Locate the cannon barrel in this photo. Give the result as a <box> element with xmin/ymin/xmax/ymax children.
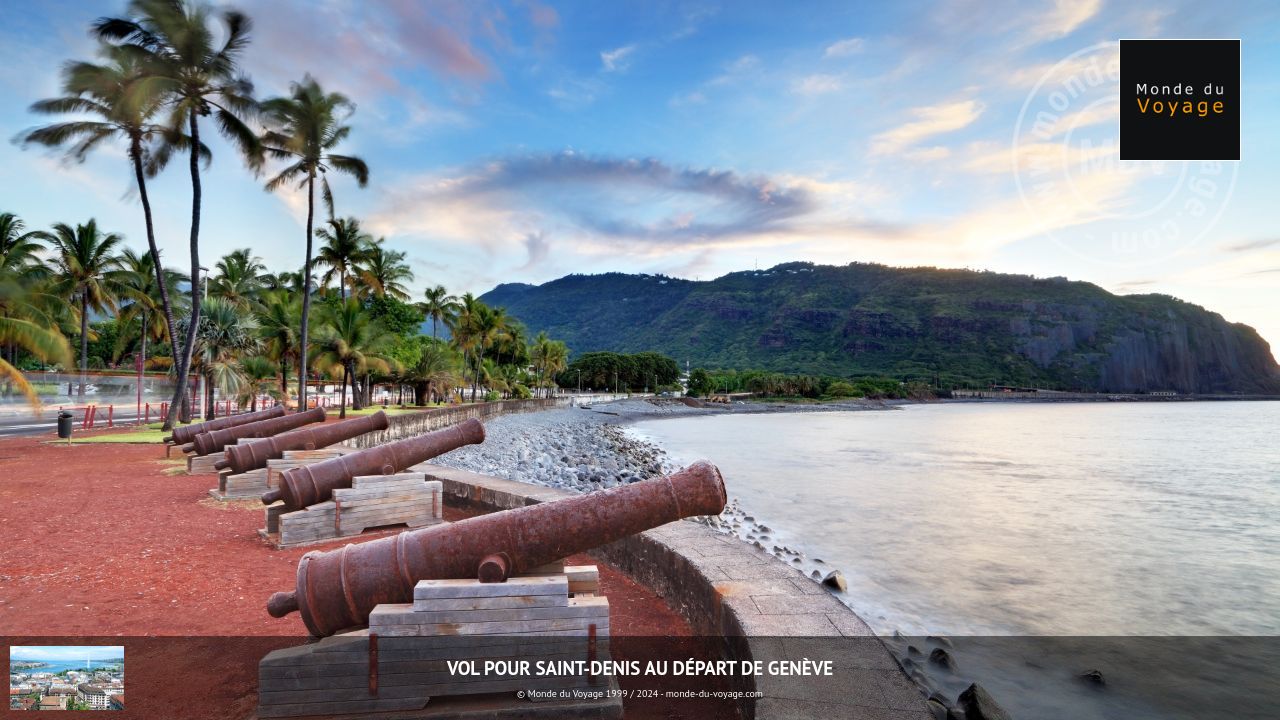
<box><xmin>184</xmin><ymin>407</ymin><xmax>327</xmax><ymax>456</ymax></box>
<box><xmin>267</xmin><ymin>460</ymin><xmax>726</xmax><ymax>636</ymax></box>
<box><xmin>261</xmin><ymin>418</ymin><xmax>486</xmax><ymax>509</ymax></box>
<box><xmin>214</xmin><ymin>411</ymin><xmax>391</xmax><ymax>473</ymax></box>
<box><xmin>164</xmin><ymin>405</ymin><xmax>285</xmax><ymax>444</ymax></box>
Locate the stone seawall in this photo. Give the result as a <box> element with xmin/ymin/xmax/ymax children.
<box><xmin>415</xmin><ymin>462</ymin><xmax>930</xmax><ymax>720</ymax></box>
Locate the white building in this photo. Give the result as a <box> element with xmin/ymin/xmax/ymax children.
<box><xmin>76</xmin><ymin>683</ymin><xmax>111</xmax><ymax>710</ymax></box>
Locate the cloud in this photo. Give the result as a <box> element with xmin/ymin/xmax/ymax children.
<box><xmin>1031</xmin><ymin>0</ymin><xmax>1103</xmax><ymax>41</ymax></box>
<box><xmin>600</xmin><ymin>45</ymin><xmax>636</xmax><ymax>72</ymax></box>
<box><xmin>824</xmin><ymin>37</ymin><xmax>864</xmax><ymax>58</ymax></box>
<box><xmin>519</xmin><ymin>231</ymin><xmax>551</xmax><ymax>269</ymax></box>
<box><xmin>1221</xmin><ymin>238</ymin><xmax>1280</xmax><ymax>253</ymax></box>
<box><xmin>870</xmin><ymin>99</ymin><xmax>985</xmax><ymax>155</ymax></box>
<box><xmin>791</xmin><ymin>74</ymin><xmax>842</xmax><ymax>96</ymax></box>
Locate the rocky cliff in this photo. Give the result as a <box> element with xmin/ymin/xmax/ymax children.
<box><xmin>481</xmin><ymin>262</ymin><xmax>1280</xmax><ymax>394</ymax></box>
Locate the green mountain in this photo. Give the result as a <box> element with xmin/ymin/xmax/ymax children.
<box><xmin>480</xmin><ymin>262</ymin><xmax>1280</xmax><ymax>394</ymax></box>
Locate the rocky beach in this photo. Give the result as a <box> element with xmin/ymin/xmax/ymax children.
<box><xmin>434</xmin><ymin>397</ymin><xmax>889</xmax><ymax>586</ymax></box>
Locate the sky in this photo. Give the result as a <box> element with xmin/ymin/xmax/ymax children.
<box><xmin>1</xmin><ymin>0</ymin><xmax>1278</xmax><ymax>352</ymax></box>
<box><xmin>10</xmin><ymin>645</ymin><xmax>124</xmax><ymax>662</ymax></box>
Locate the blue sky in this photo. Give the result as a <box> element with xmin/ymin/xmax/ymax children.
<box><xmin>2</xmin><ymin>0</ymin><xmax>1278</xmax><ymax>352</ymax></box>
<box><xmin>10</xmin><ymin>645</ymin><xmax>124</xmax><ymax>662</ymax></box>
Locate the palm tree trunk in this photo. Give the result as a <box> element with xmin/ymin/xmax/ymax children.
<box><xmin>166</xmin><ymin>113</ymin><xmax>204</xmax><ymax>428</ymax></box>
<box><xmin>349</xmin><ymin>362</ymin><xmax>360</xmax><ymax>412</ymax></box>
<box><xmin>205</xmin><ymin>372</ymin><xmax>214</xmax><ymax>420</ymax></box>
<box><xmin>298</xmin><ymin>173</ymin><xmax>315</xmax><ymax>411</ymax></box>
<box><xmin>339</xmin><ymin>270</ymin><xmax>346</xmax><ymax>302</ymax></box>
<box><xmin>339</xmin><ymin>363</ymin><xmax>349</xmax><ymax>420</ymax></box>
<box><xmin>279</xmin><ymin>356</ymin><xmax>289</xmax><ymax>399</ymax></box>
<box><xmin>131</xmin><ymin>137</ymin><xmax>178</xmax><ymax>429</ymax></box>
<box><xmin>78</xmin><ymin>293</ymin><xmax>88</xmax><ymax>400</ymax></box>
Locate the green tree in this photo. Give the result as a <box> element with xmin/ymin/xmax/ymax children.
<box><xmin>419</xmin><ymin>285</ymin><xmax>457</xmax><ymax>341</ymax></box>
<box><xmin>313</xmin><ymin>216</ymin><xmax>371</xmax><ymax>301</ymax></box>
<box><xmin>210</xmin><ymin>248</ymin><xmax>266</xmax><ymax>308</ymax></box>
<box><xmin>255</xmin><ymin>290</ymin><xmax>299</xmax><ymax>399</ymax></box>
<box><xmin>407</xmin><ymin>338</ymin><xmax>462</xmax><ymax>406</ymax></box>
<box><xmin>259</xmin><ymin>76</ymin><xmax>369</xmax><ymax>411</ymax></box>
<box><xmin>687</xmin><ymin>368</ymin><xmax>713</xmax><ymax>397</ymax></box>
<box><xmin>95</xmin><ymin>0</ymin><xmax>262</xmax><ymax>428</ymax></box>
<box><xmin>311</xmin><ymin>298</ymin><xmax>390</xmax><ymax>418</ymax></box>
<box><xmin>112</xmin><ymin>248</ymin><xmax>184</xmax><ymax>370</ymax></box>
<box><xmin>0</xmin><ymin>276</ymin><xmax>72</xmax><ymax>410</ymax></box>
<box><xmin>356</xmin><ymin>238</ymin><xmax>413</xmax><ymax>301</ymax></box>
<box><xmin>237</xmin><ymin>354</ymin><xmax>282</xmax><ymax>411</ymax></box>
<box><xmin>46</xmin><ymin>219</ymin><xmax>127</xmax><ymax>398</ymax></box>
<box><xmin>182</xmin><ymin>296</ymin><xmax>260</xmax><ymax>419</ymax></box>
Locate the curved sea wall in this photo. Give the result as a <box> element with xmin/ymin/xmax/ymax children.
<box><xmin>415</xmin><ymin>462</ymin><xmax>928</xmax><ymax>719</ymax></box>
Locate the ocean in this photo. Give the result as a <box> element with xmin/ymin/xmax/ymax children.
<box><xmin>629</xmin><ymin>401</ymin><xmax>1280</xmax><ymax>718</ymax></box>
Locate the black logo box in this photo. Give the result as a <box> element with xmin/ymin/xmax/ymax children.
<box><xmin>1120</xmin><ymin>39</ymin><xmax>1240</xmax><ymax>161</ymax></box>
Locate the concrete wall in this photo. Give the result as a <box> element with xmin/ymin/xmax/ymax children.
<box><xmin>416</xmin><ymin>463</ymin><xmax>930</xmax><ymax>720</ymax></box>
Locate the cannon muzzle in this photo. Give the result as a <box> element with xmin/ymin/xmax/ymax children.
<box><xmin>164</xmin><ymin>405</ymin><xmax>286</xmax><ymax>444</ymax></box>
<box><xmin>186</xmin><ymin>406</ymin><xmax>327</xmax><ymax>456</ymax></box>
<box><xmin>261</xmin><ymin>418</ymin><xmax>485</xmax><ymax>509</ymax></box>
<box><xmin>217</xmin><ymin>411</ymin><xmax>390</xmax><ymax>474</ymax></box>
<box><xmin>268</xmin><ymin>460</ymin><xmax>726</xmax><ymax>636</ymax></box>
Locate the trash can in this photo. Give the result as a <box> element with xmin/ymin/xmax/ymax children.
<box><xmin>57</xmin><ymin>411</ymin><xmax>74</xmax><ymax>440</ymax></box>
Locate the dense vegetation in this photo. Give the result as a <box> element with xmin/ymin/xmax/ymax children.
<box><xmin>483</xmin><ymin>262</ymin><xmax>1280</xmax><ymax>394</ymax></box>
<box><xmin>555</xmin><ymin>351</ymin><xmax>681</xmax><ymax>393</ymax></box>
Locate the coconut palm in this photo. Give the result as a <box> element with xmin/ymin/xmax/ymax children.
<box><xmin>46</xmin><ymin>220</ymin><xmax>128</xmax><ymax>398</ymax></box>
<box><xmin>210</xmin><ymin>248</ymin><xmax>266</xmax><ymax>308</ymax></box>
<box><xmin>113</xmin><ymin>248</ymin><xmax>184</xmax><ymax>372</ymax></box>
<box><xmin>256</xmin><ymin>290</ymin><xmax>299</xmax><ymax>400</ymax></box>
<box><xmin>0</xmin><ymin>213</ymin><xmax>50</xmax><ymax>279</ymax></box>
<box><xmin>95</xmin><ymin>0</ymin><xmax>261</xmax><ymax>428</ymax></box>
<box><xmin>311</xmin><ymin>298</ymin><xmax>390</xmax><ymax>419</ymax></box>
<box><xmin>530</xmin><ymin>332</ymin><xmax>569</xmax><ymax>398</ymax></box>
<box><xmin>313</xmin><ymin>217</ymin><xmax>370</xmax><ymax>301</ymax></box>
<box><xmin>258</xmin><ymin>76</ymin><xmax>369</xmax><ymax>412</ymax></box>
<box><xmin>419</xmin><ymin>285</ymin><xmax>457</xmax><ymax>341</ymax></box>
<box><xmin>20</xmin><ymin>43</ymin><xmax>205</xmax><ymax>396</ymax></box>
<box><xmin>0</xmin><ymin>275</ymin><xmax>72</xmax><ymax>411</ymax></box>
<box><xmin>355</xmin><ymin>238</ymin><xmax>413</xmax><ymax>301</ymax></box>
<box><xmin>1</xmin><ymin>213</ymin><xmax>54</xmax><ymax>370</ymax></box>
<box><xmin>182</xmin><ymin>296</ymin><xmax>260</xmax><ymax>419</ymax></box>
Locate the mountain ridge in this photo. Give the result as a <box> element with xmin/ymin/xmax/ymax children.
<box><xmin>480</xmin><ymin>261</ymin><xmax>1280</xmax><ymax>394</ymax></box>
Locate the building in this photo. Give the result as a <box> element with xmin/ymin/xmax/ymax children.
<box><xmin>40</xmin><ymin>694</ymin><xmax>67</xmax><ymax>710</ymax></box>
<box><xmin>109</xmin><ymin>694</ymin><xmax>126</xmax><ymax>710</ymax></box>
<box><xmin>76</xmin><ymin>683</ymin><xmax>111</xmax><ymax>710</ymax></box>
<box><xmin>11</xmin><ymin>696</ymin><xmax>36</xmax><ymax>711</ymax></box>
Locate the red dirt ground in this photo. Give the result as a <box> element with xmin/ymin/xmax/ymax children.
<box><xmin>0</xmin><ymin>427</ymin><xmax>734</xmax><ymax>719</ymax></box>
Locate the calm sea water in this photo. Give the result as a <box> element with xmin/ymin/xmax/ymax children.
<box><xmin>633</xmin><ymin>402</ymin><xmax>1280</xmax><ymax>636</ymax></box>
<box><xmin>631</xmin><ymin>402</ymin><xmax>1280</xmax><ymax>718</ymax></box>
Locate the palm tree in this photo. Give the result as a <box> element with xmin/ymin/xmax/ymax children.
<box><xmin>419</xmin><ymin>285</ymin><xmax>457</xmax><ymax>341</ymax></box>
<box><xmin>46</xmin><ymin>220</ymin><xmax>127</xmax><ymax>399</ymax></box>
<box><xmin>311</xmin><ymin>298</ymin><xmax>390</xmax><ymax>419</ymax></box>
<box><xmin>409</xmin><ymin>339</ymin><xmax>461</xmax><ymax>406</ymax></box>
<box><xmin>113</xmin><ymin>248</ymin><xmax>184</xmax><ymax>373</ymax></box>
<box><xmin>0</xmin><ymin>213</ymin><xmax>53</xmax><ymax>370</ymax></box>
<box><xmin>356</xmin><ymin>238</ymin><xmax>413</xmax><ymax>300</ymax></box>
<box><xmin>313</xmin><ymin>217</ymin><xmax>371</xmax><ymax>301</ymax></box>
<box><xmin>256</xmin><ymin>290</ymin><xmax>299</xmax><ymax>400</ymax></box>
<box><xmin>259</xmin><ymin>76</ymin><xmax>369</xmax><ymax>412</ymax></box>
<box><xmin>0</xmin><ymin>276</ymin><xmax>72</xmax><ymax>411</ymax></box>
<box><xmin>237</xmin><ymin>355</ymin><xmax>281</xmax><ymax>411</ymax></box>
<box><xmin>0</xmin><ymin>213</ymin><xmax>50</xmax><ymax>278</ymax></box>
<box><xmin>210</xmin><ymin>248</ymin><xmax>265</xmax><ymax>308</ymax></box>
<box><xmin>530</xmin><ymin>332</ymin><xmax>569</xmax><ymax>398</ymax></box>
<box><xmin>95</xmin><ymin>0</ymin><xmax>261</xmax><ymax>429</ymax></box>
<box><xmin>21</xmin><ymin>43</ymin><xmax>205</xmax><ymax>397</ymax></box>
<box><xmin>448</xmin><ymin>293</ymin><xmax>484</xmax><ymax>401</ymax></box>
<box><xmin>182</xmin><ymin>296</ymin><xmax>260</xmax><ymax>419</ymax></box>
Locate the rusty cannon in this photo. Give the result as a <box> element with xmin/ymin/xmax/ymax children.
<box><xmin>214</xmin><ymin>410</ymin><xmax>391</xmax><ymax>473</ymax></box>
<box><xmin>267</xmin><ymin>460</ymin><xmax>726</xmax><ymax>636</ymax></box>
<box><xmin>184</xmin><ymin>406</ymin><xmax>327</xmax><ymax>456</ymax></box>
<box><xmin>164</xmin><ymin>405</ymin><xmax>285</xmax><ymax>445</ymax></box>
<box><xmin>261</xmin><ymin>418</ymin><xmax>486</xmax><ymax>510</ymax></box>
